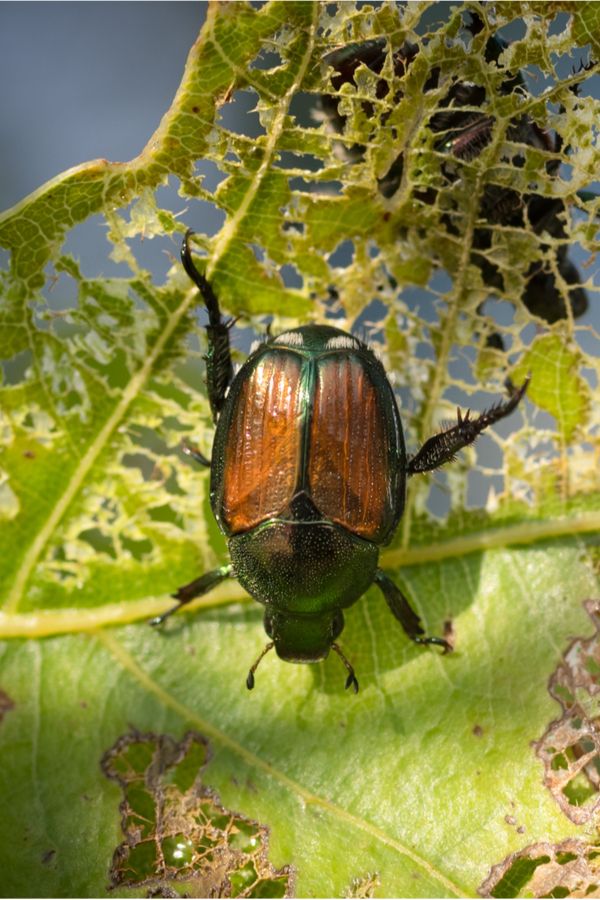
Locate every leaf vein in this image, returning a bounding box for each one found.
[3,285,199,614]
[95,628,472,898]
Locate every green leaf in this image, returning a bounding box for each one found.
[512,334,590,443]
[572,2,600,56]
[1,3,599,898]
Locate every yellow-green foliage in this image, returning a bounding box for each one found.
[0,3,599,897]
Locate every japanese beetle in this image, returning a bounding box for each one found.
[151,231,529,693]
[319,20,590,326]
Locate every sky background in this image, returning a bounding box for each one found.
[0,3,206,208]
[0,3,212,282]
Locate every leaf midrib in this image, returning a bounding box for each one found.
[2,510,598,637]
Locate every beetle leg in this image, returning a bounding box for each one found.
[181,230,234,422]
[149,564,233,627]
[181,439,211,468]
[406,376,529,476]
[375,570,451,652]
[331,642,359,693]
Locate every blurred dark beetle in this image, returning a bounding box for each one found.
[320,17,592,327]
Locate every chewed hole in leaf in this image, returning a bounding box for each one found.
[218,90,266,139]
[535,601,600,825]
[329,239,354,269]
[193,159,230,194]
[120,535,153,560]
[78,528,117,560]
[101,731,293,897]
[2,349,32,385]
[182,197,227,238]
[279,263,303,290]
[273,151,324,173]
[480,839,600,899]
[289,176,343,195]
[489,855,552,899]
[148,504,185,528]
[122,453,160,482]
[562,769,599,808]
[287,91,320,129]
[249,48,283,72]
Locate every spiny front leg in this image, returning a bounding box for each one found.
[406,376,529,476]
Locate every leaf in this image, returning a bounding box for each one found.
[572,2,600,57]
[1,2,599,897]
[512,334,590,443]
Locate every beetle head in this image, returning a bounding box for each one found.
[266,610,340,663]
[246,611,359,692]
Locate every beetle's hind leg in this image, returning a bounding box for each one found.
[181,230,234,422]
[375,570,451,653]
[149,564,233,627]
[406,376,529,476]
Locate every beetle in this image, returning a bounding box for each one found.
[319,18,591,327]
[150,231,529,693]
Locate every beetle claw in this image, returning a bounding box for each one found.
[246,671,255,690]
[414,634,452,653]
[431,637,453,655]
[332,642,359,695]
[345,673,360,693]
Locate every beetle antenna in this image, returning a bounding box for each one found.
[331,643,359,693]
[246,642,274,690]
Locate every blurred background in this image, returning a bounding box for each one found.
[0,2,208,278]
[1,3,205,204]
